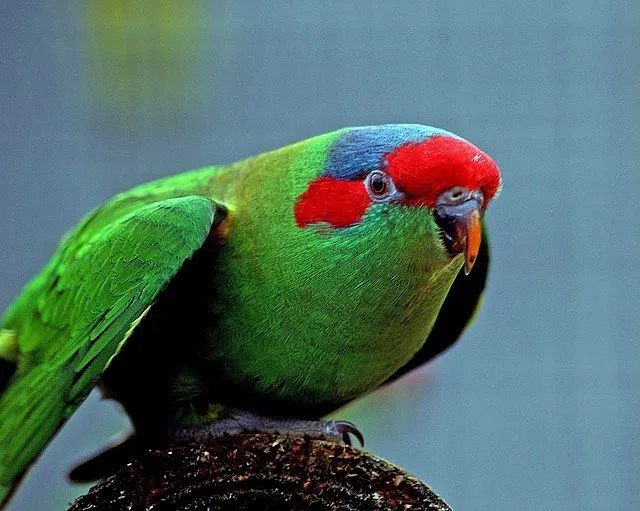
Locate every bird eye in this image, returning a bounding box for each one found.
[365,171,392,199]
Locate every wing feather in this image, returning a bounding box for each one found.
[0,195,224,506]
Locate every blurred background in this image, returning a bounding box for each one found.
[1,1,638,509]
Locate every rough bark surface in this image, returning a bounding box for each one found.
[68,433,452,510]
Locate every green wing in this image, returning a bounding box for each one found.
[0,195,223,505]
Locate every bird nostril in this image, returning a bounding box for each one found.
[438,187,469,206]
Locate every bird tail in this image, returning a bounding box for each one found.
[0,364,72,509]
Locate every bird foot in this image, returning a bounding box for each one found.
[168,409,364,447]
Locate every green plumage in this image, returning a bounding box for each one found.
[0,125,495,505]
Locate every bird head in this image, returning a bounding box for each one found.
[293,124,501,275]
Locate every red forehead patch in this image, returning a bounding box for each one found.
[385,136,501,208]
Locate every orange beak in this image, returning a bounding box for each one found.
[462,208,482,275]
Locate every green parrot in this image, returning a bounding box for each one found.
[0,124,501,506]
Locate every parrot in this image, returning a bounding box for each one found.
[0,124,501,506]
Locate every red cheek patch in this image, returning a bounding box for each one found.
[294,177,372,228]
[386,136,501,208]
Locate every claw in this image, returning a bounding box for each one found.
[331,420,365,448]
[170,409,365,449]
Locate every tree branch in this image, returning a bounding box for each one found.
[68,432,453,510]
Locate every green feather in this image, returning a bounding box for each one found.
[0,126,496,506]
[0,195,224,504]
[0,331,17,362]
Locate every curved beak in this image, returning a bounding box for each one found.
[462,208,482,274]
[434,193,483,275]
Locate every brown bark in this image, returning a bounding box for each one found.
[68,432,453,510]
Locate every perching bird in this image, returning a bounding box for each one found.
[0,124,501,506]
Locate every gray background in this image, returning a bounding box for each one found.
[1,1,639,510]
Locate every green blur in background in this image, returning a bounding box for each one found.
[1,1,639,510]
[83,0,208,130]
